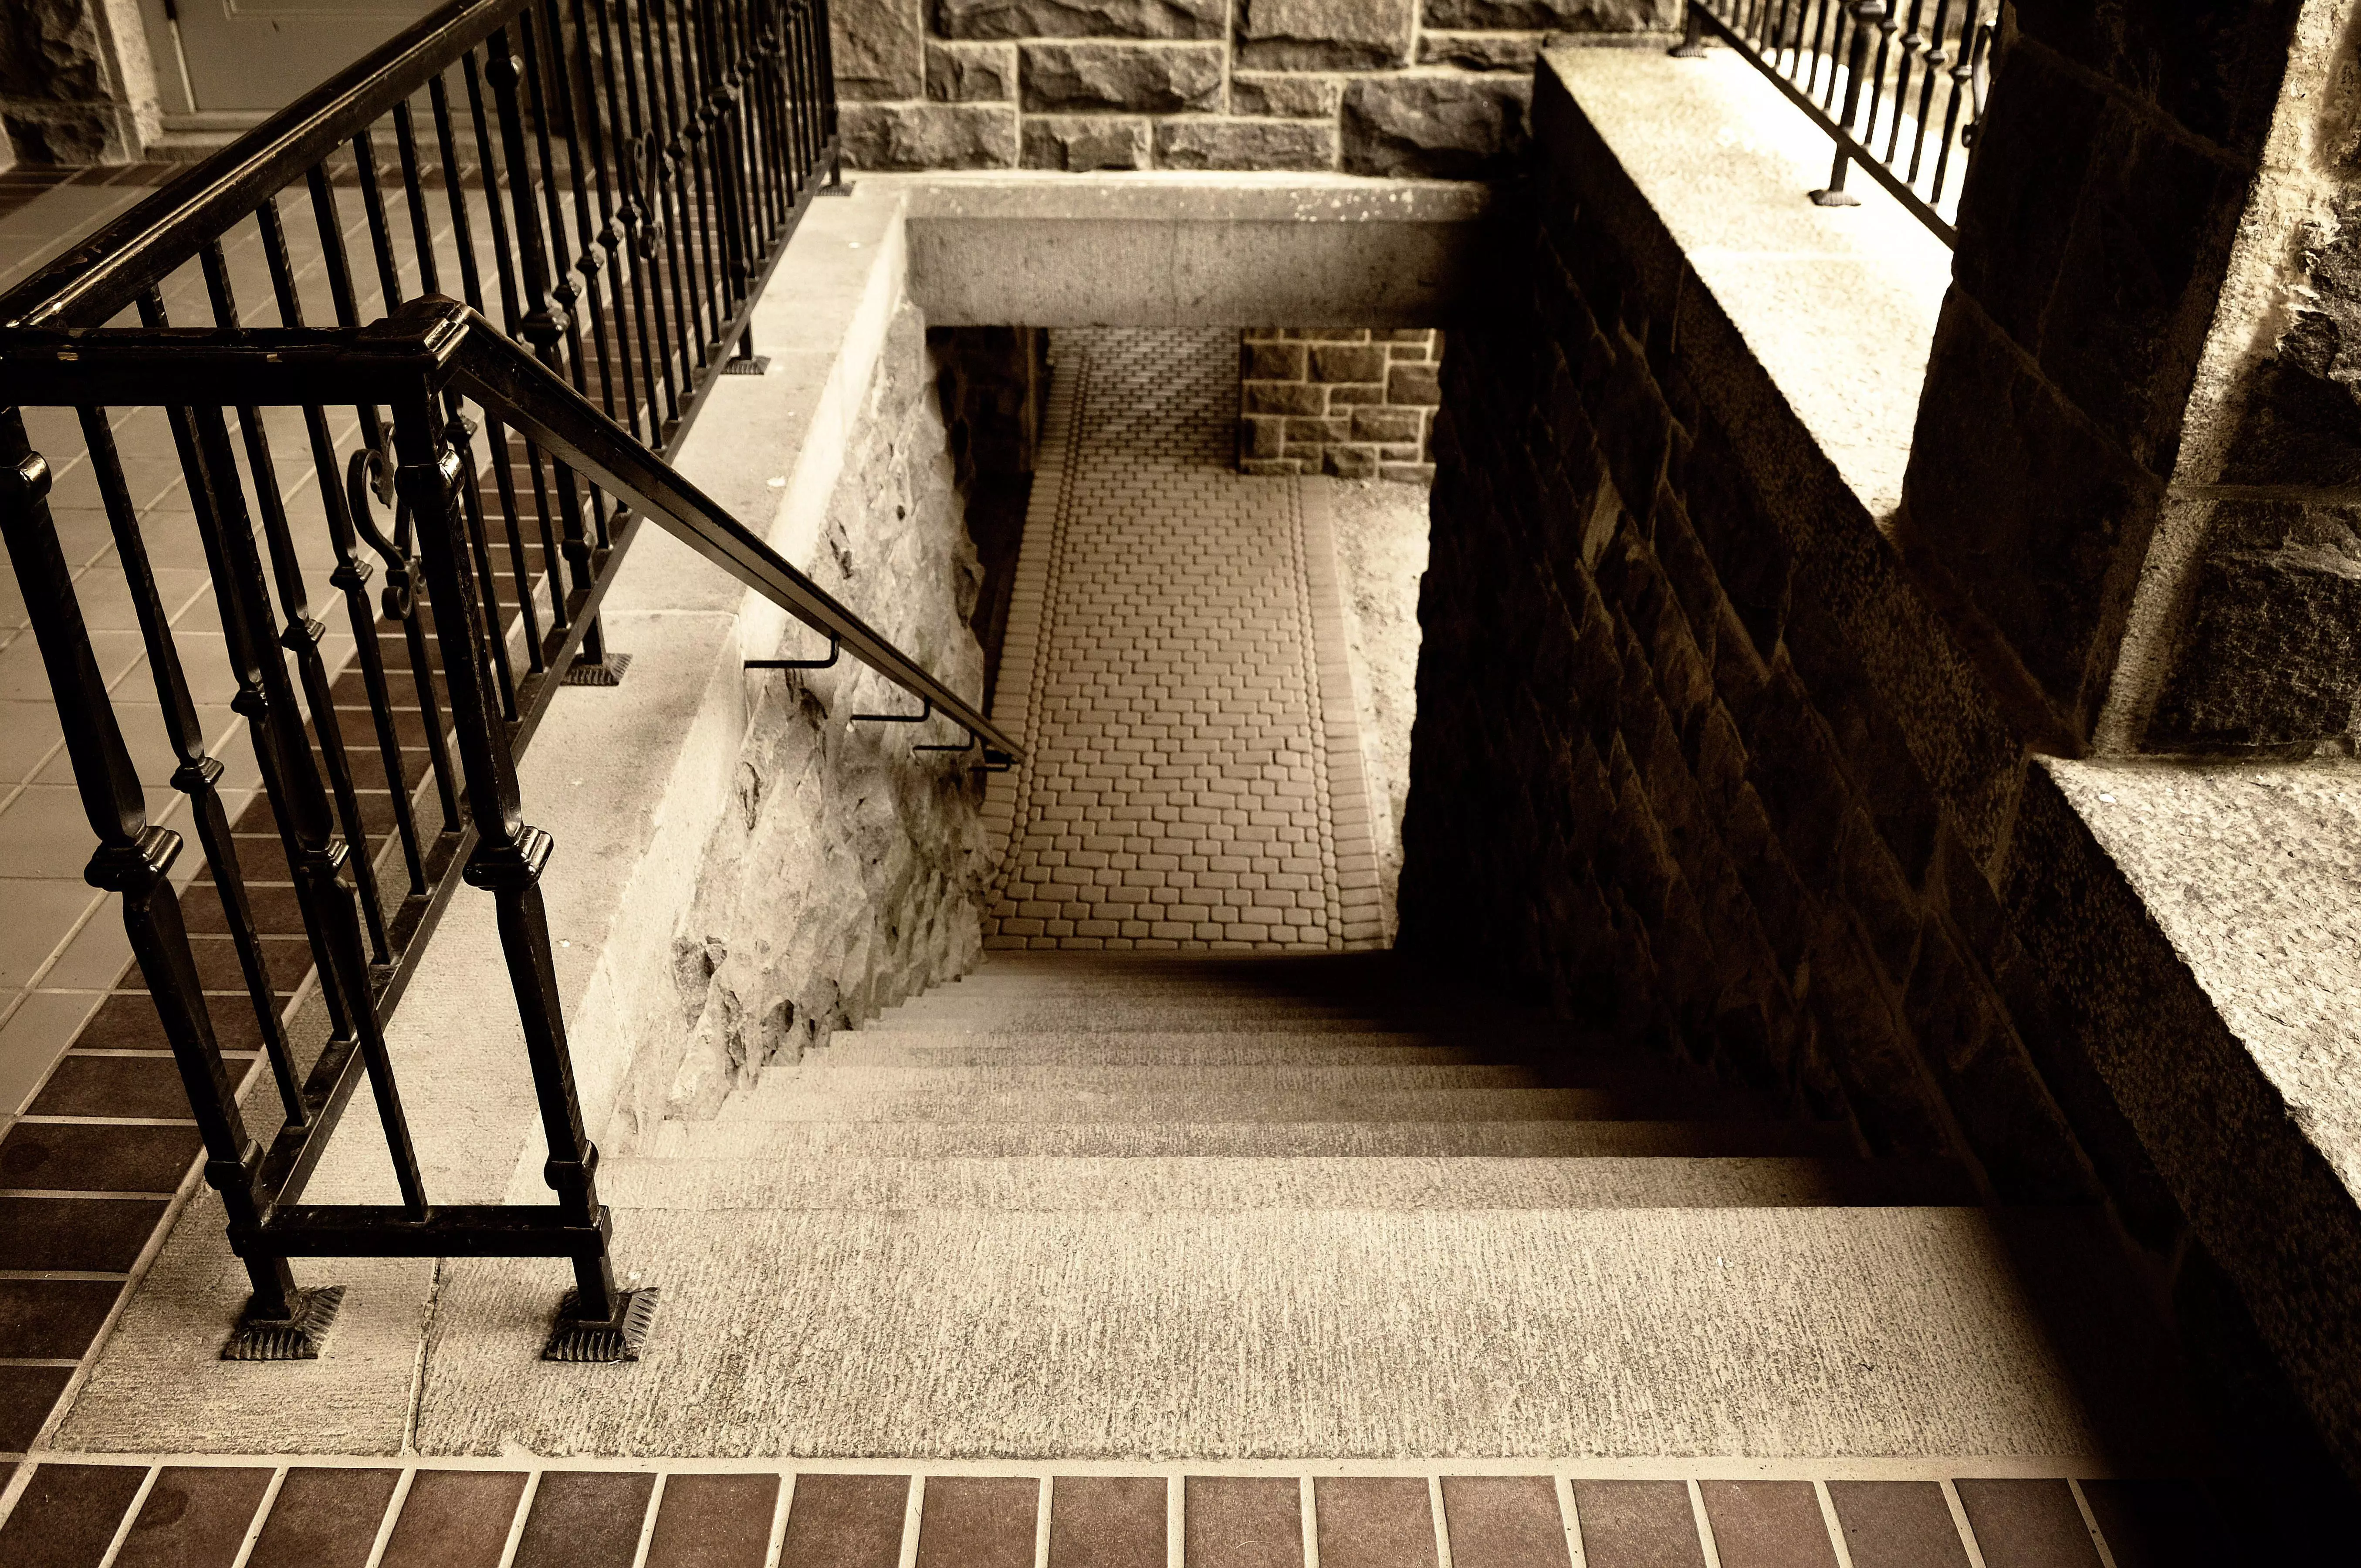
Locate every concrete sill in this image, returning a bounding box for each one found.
[1545,43,1951,523]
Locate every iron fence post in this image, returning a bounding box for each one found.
[1811,0,1886,206]
[386,389,655,1362]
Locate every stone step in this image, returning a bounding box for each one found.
[775,1061,1547,1095]
[421,1204,2202,1463]
[706,1084,1752,1125]
[595,1153,1980,1210]
[820,1030,1507,1066]
[643,1118,1857,1160]
[868,1003,1438,1034]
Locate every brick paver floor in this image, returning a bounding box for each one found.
[981,329,1385,953]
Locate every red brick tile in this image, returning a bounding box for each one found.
[1695,1483,1835,1568]
[0,1196,168,1271]
[645,1473,780,1568]
[917,1476,1036,1568]
[1186,1476,1301,1568]
[28,1056,196,1118]
[512,1470,656,1568]
[0,1122,200,1193]
[1313,1477,1434,1568]
[0,1462,148,1568]
[1438,1477,1568,1568]
[112,1465,274,1568]
[0,1278,123,1358]
[1823,1482,1970,1568]
[378,1470,529,1568]
[1568,1482,1705,1568]
[1952,1481,2101,1568]
[1049,1476,1166,1568]
[0,1363,70,1450]
[780,1473,908,1568]
[2075,1481,2232,1568]
[244,1467,402,1568]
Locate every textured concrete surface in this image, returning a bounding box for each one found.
[1319,476,1427,939]
[409,1203,2183,1460]
[980,328,1386,950]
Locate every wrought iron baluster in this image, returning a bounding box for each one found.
[388,391,652,1358]
[538,0,626,436]
[305,162,392,470]
[182,398,430,1222]
[1810,0,1885,206]
[461,49,560,656]
[0,406,313,1345]
[1928,0,1980,203]
[619,0,690,431]
[392,99,443,301]
[586,0,666,446]
[351,128,408,313]
[1908,0,1957,184]
[76,405,306,1125]
[488,21,607,673]
[655,0,726,362]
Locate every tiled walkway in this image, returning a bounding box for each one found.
[981,329,1384,953]
[0,1457,2212,1568]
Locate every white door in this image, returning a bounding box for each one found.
[154,0,439,114]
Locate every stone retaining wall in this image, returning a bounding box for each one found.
[1239,327,1441,480]
[1400,44,2359,1539]
[830,0,1678,175]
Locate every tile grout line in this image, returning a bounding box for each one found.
[897,1471,925,1568]
[2065,1478,2120,1568]
[223,1463,288,1568]
[1939,1479,1990,1568]
[1811,1477,1857,1568]
[1165,1474,1183,1568]
[1299,1473,1320,1568]
[1038,1472,1055,1568]
[628,1470,668,1568]
[492,1468,541,1568]
[760,1470,795,1568]
[359,1466,417,1568]
[1554,1474,1586,1568]
[90,1463,159,1568]
[1427,1475,1453,1568]
[1687,1478,1725,1568]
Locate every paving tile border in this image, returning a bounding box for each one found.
[0,1456,2227,1568]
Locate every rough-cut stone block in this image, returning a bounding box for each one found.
[1418,31,1544,71]
[1342,73,1532,179]
[1327,382,1389,405]
[1235,0,1414,71]
[1288,415,1353,444]
[1153,118,1339,170]
[1247,382,1327,416]
[2148,503,2361,752]
[1422,0,1675,25]
[934,0,1227,39]
[1242,416,1287,459]
[832,0,925,99]
[841,103,1018,169]
[1312,342,1389,383]
[927,41,1017,101]
[1023,114,1151,169]
[1328,446,1381,479]
[1353,405,1426,443]
[1230,72,1344,118]
[1243,340,1308,380]
[1020,42,1224,112]
[1389,361,1443,404]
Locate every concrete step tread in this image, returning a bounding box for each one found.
[595,1153,1981,1210]
[820,1031,1509,1065]
[707,1084,1763,1124]
[642,1118,1857,1159]
[416,1204,2204,1463]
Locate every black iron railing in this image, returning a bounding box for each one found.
[0,0,1011,1364]
[1674,0,1998,244]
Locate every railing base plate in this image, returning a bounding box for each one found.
[721,355,771,376]
[560,651,633,687]
[1809,189,1862,208]
[222,1284,345,1361]
[544,1284,660,1363]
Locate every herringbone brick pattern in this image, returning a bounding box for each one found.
[981,329,1384,951]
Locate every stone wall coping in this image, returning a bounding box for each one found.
[870,169,1498,224]
[2045,756,2361,1209]
[1545,44,1949,520]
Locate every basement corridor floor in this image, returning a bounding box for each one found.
[979,328,1387,953]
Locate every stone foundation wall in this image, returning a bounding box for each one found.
[1239,328,1441,480]
[830,0,1678,175]
[1401,49,2359,1535]
[610,296,994,1133]
[0,0,157,164]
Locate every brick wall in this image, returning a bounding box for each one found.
[829,0,1675,175]
[1238,328,1441,480]
[1401,44,2357,1539]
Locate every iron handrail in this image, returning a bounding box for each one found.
[0,0,849,1364]
[1674,0,1997,245]
[1,305,1019,757]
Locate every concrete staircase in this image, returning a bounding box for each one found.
[422,951,2210,1462]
